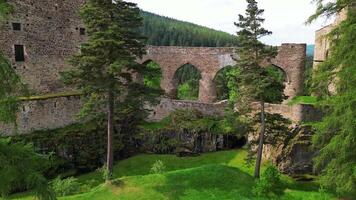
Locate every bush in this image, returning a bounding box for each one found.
[253,165,283,198]
[0,138,55,200]
[150,160,166,174]
[51,176,81,197]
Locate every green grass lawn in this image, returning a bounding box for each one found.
[287,96,318,105]
[8,150,335,200]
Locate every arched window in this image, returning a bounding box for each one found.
[213,66,234,101]
[173,63,202,100]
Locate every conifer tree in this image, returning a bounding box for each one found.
[234,0,284,178]
[308,1,355,196]
[61,0,160,181]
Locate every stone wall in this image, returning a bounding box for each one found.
[148,99,321,123]
[0,0,308,136]
[0,0,85,94]
[313,8,347,68]
[141,44,306,102]
[147,98,227,122]
[0,96,81,135]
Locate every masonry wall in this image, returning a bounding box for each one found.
[313,9,348,68]
[0,0,85,94]
[0,96,81,135]
[142,44,306,103]
[0,0,308,136]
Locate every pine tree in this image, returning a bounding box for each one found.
[61,0,160,181]
[234,0,284,178]
[308,1,356,196]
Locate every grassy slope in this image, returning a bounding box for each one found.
[10,150,335,200]
[288,96,318,105]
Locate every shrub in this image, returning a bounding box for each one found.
[0,138,55,200]
[150,160,166,174]
[253,165,283,198]
[51,176,81,197]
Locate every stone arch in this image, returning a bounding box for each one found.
[172,63,202,100]
[213,65,234,101]
[264,64,292,99]
[267,64,290,84]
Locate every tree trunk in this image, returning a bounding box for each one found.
[106,90,114,182]
[254,100,265,178]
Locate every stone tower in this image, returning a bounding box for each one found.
[0,0,85,93]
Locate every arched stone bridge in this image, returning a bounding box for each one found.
[140,43,306,103]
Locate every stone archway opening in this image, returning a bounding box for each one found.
[224,135,247,149]
[213,65,234,101]
[173,63,202,101]
[265,64,288,83]
[265,64,289,98]
[143,60,162,90]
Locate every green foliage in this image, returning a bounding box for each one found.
[51,177,81,197]
[307,0,354,23]
[150,160,166,174]
[141,11,239,47]
[139,109,248,154]
[303,55,314,96]
[177,81,199,101]
[143,61,162,90]
[10,150,336,200]
[310,6,356,197]
[0,0,13,21]
[214,66,234,101]
[11,120,128,172]
[174,64,201,100]
[233,0,284,107]
[288,96,318,105]
[0,52,27,126]
[253,165,283,198]
[0,138,55,200]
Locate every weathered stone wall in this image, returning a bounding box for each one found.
[0,96,81,135]
[148,99,321,123]
[0,0,308,136]
[314,8,347,68]
[147,98,227,122]
[0,0,85,94]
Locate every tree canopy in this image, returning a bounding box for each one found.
[141,11,238,47]
[310,2,356,196]
[61,0,162,180]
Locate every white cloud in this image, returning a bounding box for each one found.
[127,0,332,45]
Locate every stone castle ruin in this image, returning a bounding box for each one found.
[0,0,315,135]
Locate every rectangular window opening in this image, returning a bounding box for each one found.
[14,45,25,62]
[12,23,21,31]
[79,28,86,35]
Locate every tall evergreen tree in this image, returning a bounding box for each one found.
[308,1,355,196]
[61,0,160,181]
[234,0,284,178]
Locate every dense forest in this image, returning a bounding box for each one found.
[140,11,238,47]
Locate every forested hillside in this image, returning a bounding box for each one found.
[141,11,238,47]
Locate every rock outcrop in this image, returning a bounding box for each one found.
[276,125,316,175]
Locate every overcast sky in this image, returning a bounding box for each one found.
[127,0,333,45]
